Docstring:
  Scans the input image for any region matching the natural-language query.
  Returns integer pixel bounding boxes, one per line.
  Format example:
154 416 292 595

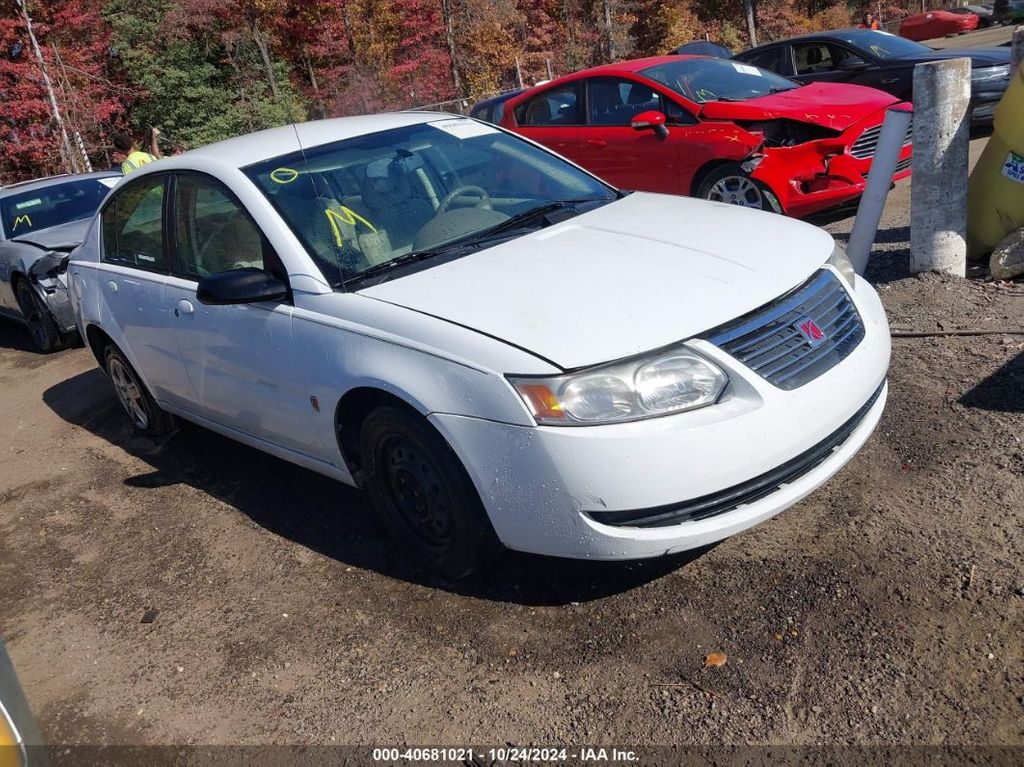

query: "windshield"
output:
828 29 932 59
244 119 615 287
639 58 798 104
1 176 118 239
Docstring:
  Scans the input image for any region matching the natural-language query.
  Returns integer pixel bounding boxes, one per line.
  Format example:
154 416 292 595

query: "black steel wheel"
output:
360 405 498 579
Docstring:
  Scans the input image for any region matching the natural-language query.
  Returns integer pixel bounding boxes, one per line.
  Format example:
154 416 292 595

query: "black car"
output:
948 5 993 27
734 28 1011 124
469 89 524 124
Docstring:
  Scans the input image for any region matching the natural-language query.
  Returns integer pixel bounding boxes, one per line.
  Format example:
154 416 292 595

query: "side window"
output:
514 83 582 126
742 47 784 74
587 77 662 126
173 174 268 278
794 43 836 75
830 45 868 70
101 174 167 272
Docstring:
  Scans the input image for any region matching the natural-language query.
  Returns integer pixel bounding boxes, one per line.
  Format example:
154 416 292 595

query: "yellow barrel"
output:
967 63 1024 259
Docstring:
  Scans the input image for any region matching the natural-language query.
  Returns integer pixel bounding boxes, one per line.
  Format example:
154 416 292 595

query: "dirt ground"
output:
1 136 1022 755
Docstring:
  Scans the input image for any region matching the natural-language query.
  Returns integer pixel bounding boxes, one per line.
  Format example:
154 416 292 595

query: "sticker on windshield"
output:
731 62 762 76
15 198 42 210
1001 151 1024 185
98 177 120 188
429 118 498 139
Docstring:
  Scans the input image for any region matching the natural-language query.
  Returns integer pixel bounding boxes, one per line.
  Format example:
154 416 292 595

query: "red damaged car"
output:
498 56 912 218
899 10 978 42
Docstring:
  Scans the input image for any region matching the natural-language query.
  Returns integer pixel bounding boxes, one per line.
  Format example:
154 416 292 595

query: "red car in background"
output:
899 10 979 41
498 56 912 218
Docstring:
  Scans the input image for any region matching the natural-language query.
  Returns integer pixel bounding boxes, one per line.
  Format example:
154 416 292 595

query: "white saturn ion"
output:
69 113 890 578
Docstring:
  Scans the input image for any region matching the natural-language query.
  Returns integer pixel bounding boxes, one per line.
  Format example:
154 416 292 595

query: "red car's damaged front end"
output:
704 83 913 218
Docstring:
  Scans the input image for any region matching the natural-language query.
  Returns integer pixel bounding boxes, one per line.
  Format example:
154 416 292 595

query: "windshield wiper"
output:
345 197 609 288
474 197 607 239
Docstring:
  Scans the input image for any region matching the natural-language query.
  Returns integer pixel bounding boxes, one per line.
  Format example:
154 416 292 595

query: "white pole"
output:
1012 27 1024 77
910 59 971 276
847 104 913 275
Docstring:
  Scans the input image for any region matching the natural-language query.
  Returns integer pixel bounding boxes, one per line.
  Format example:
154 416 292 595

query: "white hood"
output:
361 192 835 370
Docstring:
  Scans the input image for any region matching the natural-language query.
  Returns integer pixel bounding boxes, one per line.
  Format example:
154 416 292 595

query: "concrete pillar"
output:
1013 26 1024 77
848 104 913 275
910 58 971 276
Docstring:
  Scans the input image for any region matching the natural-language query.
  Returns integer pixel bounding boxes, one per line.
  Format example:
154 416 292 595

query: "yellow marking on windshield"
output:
325 206 378 249
11 214 31 230
270 167 299 184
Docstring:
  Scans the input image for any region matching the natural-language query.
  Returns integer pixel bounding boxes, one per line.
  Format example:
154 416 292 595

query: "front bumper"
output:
431 272 891 560
754 143 913 219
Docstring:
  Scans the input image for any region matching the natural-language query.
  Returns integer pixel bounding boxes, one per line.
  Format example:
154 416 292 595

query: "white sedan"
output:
69 113 890 578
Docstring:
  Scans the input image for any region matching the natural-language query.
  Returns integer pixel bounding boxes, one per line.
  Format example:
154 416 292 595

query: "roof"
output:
181 112 448 168
744 27 883 48
0 170 120 198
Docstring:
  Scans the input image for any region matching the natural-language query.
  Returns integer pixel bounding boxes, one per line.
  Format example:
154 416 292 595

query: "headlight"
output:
827 243 856 288
971 65 1010 85
510 347 728 425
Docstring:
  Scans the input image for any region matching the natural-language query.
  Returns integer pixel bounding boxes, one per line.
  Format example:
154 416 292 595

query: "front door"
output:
578 77 686 194
164 171 314 454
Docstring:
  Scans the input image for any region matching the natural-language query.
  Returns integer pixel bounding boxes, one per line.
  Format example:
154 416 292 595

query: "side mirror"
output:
836 57 870 72
631 110 669 139
197 268 288 306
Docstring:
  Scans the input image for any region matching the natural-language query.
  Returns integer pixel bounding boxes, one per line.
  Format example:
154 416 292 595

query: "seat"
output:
360 162 434 251
272 175 366 274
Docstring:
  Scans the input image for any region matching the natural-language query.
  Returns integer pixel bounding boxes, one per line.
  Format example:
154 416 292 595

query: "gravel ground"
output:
0 137 1021 756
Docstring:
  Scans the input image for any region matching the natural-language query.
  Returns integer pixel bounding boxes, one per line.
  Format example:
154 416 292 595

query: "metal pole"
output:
16 0 77 175
847 104 913 275
910 59 971 276
514 57 524 89
1012 26 1024 77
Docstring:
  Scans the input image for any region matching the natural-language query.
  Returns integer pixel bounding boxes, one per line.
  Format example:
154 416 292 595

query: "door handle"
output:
105 280 118 293
586 139 608 148
881 77 899 85
174 299 194 317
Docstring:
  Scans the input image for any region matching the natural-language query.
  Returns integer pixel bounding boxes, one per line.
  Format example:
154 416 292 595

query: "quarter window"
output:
101 174 167 272
173 174 268 278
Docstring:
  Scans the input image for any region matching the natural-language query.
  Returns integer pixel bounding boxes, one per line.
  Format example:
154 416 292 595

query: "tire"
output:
104 344 176 436
15 279 64 353
697 163 775 212
360 406 498 580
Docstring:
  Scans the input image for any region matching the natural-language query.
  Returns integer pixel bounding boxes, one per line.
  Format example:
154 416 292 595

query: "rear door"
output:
97 173 188 401
578 76 687 194
508 82 585 164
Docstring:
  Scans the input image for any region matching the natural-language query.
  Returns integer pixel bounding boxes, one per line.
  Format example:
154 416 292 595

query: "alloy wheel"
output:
706 175 764 208
108 356 149 430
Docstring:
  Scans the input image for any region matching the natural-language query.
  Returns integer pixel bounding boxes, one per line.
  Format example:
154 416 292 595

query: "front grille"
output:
861 156 911 180
702 270 864 391
850 118 913 160
587 381 885 529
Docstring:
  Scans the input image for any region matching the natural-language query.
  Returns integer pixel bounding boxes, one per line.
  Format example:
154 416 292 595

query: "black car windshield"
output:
244 119 616 287
828 29 932 59
1 176 118 238
639 58 798 104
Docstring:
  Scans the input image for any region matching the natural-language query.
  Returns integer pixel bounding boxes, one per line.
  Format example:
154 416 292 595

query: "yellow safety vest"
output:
121 151 155 175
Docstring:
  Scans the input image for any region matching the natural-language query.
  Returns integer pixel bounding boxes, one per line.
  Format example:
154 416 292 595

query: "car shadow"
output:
960 350 1024 413
42 368 705 605
0 316 37 353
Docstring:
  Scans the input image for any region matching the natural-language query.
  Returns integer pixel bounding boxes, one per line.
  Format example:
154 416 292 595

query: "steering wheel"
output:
438 184 492 213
